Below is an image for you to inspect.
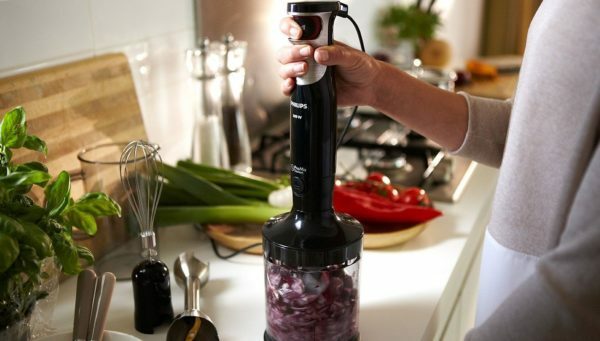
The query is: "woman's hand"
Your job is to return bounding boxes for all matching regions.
[277,17,381,107]
[277,17,468,151]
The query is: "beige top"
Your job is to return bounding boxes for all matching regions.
[454,0,600,339]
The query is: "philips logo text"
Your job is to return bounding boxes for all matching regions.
[291,101,308,110]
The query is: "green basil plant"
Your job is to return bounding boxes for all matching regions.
[0,107,121,330]
[378,4,441,45]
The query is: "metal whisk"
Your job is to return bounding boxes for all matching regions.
[119,140,163,258]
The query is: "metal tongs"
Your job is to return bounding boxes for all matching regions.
[72,269,116,341]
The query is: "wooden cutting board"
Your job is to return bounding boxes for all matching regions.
[0,53,147,199]
[205,222,428,255]
[0,53,147,261]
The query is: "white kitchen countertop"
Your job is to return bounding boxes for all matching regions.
[50,163,498,341]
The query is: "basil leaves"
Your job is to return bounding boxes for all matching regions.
[0,106,121,329]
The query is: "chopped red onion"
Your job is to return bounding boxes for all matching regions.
[265,261,359,341]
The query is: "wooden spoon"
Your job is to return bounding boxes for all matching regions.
[73,269,97,341]
[87,272,116,341]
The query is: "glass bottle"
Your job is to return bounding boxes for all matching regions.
[131,247,174,334]
[186,39,230,169]
[219,34,252,173]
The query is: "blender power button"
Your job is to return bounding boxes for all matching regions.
[293,16,322,40]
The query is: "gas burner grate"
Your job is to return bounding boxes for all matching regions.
[252,110,474,202]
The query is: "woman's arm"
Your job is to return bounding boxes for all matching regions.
[368,58,469,151]
[278,17,512,166]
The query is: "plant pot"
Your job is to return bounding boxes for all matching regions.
[30,258,61,339]
[419,39,452,67]
[0,313,32,341]
[0,258,61,341]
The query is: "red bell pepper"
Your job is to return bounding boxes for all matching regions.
[342,174,431,207]
[333,185,442,226]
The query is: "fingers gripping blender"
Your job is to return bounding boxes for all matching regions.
[263,2,364,340]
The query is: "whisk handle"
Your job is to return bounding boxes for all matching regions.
[141,231,157,252]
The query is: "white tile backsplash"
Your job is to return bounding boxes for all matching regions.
[0,0,95,73]
[90,28,196,161]
[116,29,195,96]
[113,29,196,162]
[1,0,197,159]
[137,77,195,164]
[89,0,194,50]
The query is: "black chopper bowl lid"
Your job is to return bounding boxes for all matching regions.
[287,1,341,13]
[263,211,364,268]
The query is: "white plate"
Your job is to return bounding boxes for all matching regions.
[37,330,141,341]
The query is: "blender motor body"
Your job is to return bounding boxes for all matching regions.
[263,2,364,340]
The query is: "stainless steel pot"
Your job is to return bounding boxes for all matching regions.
[406,59,457,91]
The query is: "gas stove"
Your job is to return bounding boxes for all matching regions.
[252,108,475,203]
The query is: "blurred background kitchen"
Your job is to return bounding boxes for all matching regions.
[0,0,542,340]
[0,0,539,164]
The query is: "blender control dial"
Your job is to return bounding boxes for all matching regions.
[291,175,305,197]
[292,15,322,40]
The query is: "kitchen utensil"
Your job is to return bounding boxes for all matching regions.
[419,150,446,187]
[195,0,288,122]
[166,251,219,341]
[362,222,427,248]
[262,3,363,340]
[219,33,252,173]
[38,331,141,341]
[407,58,457,91]
[120,140,174,334]
[186,40,230,169]
[72,269,97,341]
[87,272,116,341]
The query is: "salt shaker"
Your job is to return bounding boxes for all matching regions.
[186,40,230,169]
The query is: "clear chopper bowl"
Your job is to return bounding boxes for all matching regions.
[264,258,360,341]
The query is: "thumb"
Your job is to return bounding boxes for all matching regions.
[314,45,357,67]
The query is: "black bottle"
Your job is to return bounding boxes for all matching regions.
[132,253,174,334]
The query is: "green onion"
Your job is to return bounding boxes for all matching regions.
[177,160,280,192]
[225,187,271,200]
[160,181,205,206]
[158,162,288,226]
[161,163,252,206]
[156,206,288,227]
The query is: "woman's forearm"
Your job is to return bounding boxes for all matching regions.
[369,61,468,151]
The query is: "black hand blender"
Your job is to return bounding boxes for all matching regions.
[263,2,365,340]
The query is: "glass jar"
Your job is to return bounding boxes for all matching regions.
[77,142,159,280]
[264,258,360,341]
